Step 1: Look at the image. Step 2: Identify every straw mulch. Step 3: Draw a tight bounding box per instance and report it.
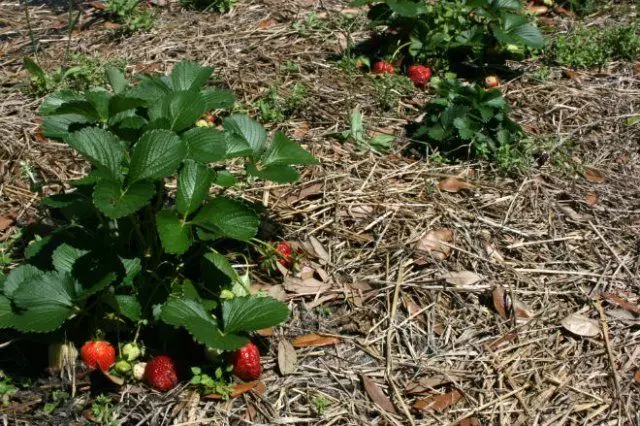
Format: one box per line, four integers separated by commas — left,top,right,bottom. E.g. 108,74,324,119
1,0,639,424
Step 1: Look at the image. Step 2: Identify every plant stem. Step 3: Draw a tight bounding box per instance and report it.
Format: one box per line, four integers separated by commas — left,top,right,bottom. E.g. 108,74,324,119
22,0,38,56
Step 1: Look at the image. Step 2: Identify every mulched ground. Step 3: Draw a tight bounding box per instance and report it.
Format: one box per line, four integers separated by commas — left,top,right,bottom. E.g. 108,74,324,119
1,0,639,424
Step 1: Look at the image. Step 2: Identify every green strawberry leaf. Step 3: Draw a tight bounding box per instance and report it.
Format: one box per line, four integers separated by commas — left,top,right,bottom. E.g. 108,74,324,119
107,294,141,321
39,90,85,116
176,160,214,216
223,114,267,156
261,133,318,167
160,298,248,350
0,295,15,329
84,89,111,121
213,170,236,187
42,114,92,140
182,127,227,163
66,127,125,180
156,210,192,255
12,271,77,333
200,88,235,110
2,265,43,298
163,90,207,132
93,180,155,219
105,66,129,94
170,61,213,92
51,244,89,273
203,250,241,284
222,296,289,334
128,129,185,183
193,197,259,242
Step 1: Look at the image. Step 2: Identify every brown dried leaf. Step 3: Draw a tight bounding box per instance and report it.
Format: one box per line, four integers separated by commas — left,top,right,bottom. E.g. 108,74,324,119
457,417,481,426
205,381,265,399
602,292,640,315
277,340,297,376
283,276,331,295
527,5,548,14
442,271,483,289
258,18,276,29
635,371,640,383
584,168,605,183
103,21,121,29
415,228,453,262
309,236,330,263
562,69,581,81
0,216,14,232
585,191,598,206
414,389,463,412
405,375,457,395
492,286,509,320
483,240,505,262
437,177,475,193
360,374,397,414
561,313,600,337
89,1,105,9
291,334,340,348
255,328,273,337
99,369,124,386
292,121,310,138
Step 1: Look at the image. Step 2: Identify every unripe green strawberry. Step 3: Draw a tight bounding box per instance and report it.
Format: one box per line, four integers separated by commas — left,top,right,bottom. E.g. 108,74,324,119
122,342,142,361
115,360,132,373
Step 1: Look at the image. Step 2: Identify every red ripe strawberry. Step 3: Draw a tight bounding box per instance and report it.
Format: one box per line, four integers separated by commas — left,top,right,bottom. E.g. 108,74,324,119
407,65,432,87
144,355,178,392
81,340,116,371
275,241,294,267
372,61,394,75
231,342,261,381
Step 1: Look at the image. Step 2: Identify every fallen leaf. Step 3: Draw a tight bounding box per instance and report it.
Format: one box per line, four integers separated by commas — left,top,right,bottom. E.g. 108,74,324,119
405,375,458,394
360,374,397,414
553,5,576,18
601,292,640,315
336,33,348,53
292,121,310,138
414,389,463,412
562,69,581,81
527,5,548,14
457,417,480,426
492,285,533,321
258,18,276,29
437,177,475,193
205,381,265,399
607,309,636,321
584,168,605,184
482,240,505,263
103,21,121,29
635,371,640,383
488,332,518,350
0,216,13,232
255,328,273,337
442,271,483,289
340,7,365,16
415,228,453,263
89,1,105,9
283,276,331,295
561,313,600,337
99,369,124,386
309,236,330,263
277,340,297,376
291,334,340,348
585,192,598,207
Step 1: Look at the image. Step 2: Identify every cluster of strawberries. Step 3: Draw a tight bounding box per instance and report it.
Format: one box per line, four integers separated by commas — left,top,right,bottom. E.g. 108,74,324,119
80,340,261,392
372,61,502,90
372,61,433,87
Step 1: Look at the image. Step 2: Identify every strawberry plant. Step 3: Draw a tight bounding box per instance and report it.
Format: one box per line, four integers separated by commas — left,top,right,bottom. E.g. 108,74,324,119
415,73,524,164
0,61,317,357
352,0,544,67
